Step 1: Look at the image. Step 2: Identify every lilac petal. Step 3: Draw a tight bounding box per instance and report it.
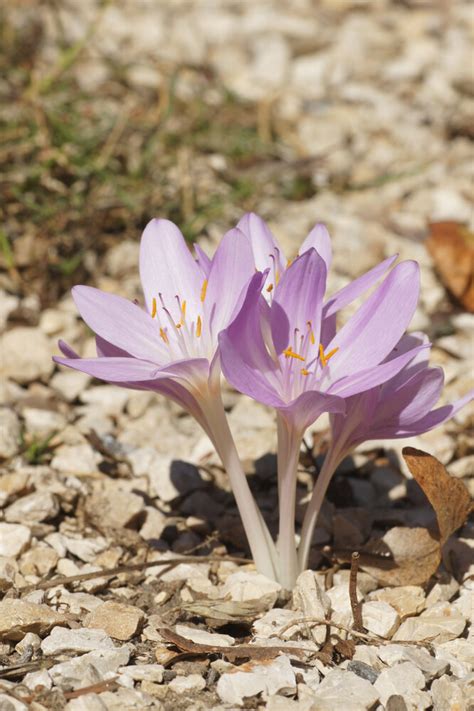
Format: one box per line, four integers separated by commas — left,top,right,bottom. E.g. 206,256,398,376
330,389,379,447
150,378,208,427
237,212,284,272
326,260,420,380
320,313,337,348
280,390,345,433
96,335,130,358
299,223,332,269
72,286,166,362
237,212,285,296
205,227,255,335
323,254,398,318
194,243,212,276
387,332,430,362
378,366,445,425
261,294,287,357
271,249,327,354
53,355,160,382
393,388,474,437
139,218,203,319
328,343,429,398
219,274,284,407
157,357,211,390
58,339,80,359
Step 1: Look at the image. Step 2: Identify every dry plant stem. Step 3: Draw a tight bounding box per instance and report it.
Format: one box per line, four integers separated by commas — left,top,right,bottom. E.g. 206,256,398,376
350,552,364,631
298,447,343,571
277,414,302,589
277,617,435,648
202,389,279,581
18,555,251,594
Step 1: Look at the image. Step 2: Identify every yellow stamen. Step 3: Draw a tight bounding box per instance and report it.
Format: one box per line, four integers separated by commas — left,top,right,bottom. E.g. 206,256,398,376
307,321,315,345
151,298,157,318
266,283,274,293
200,279,208,303
176,323,182,329
286,258,293,268
275,270,280,285
283,347,305,362
159,328,169,344
319,344,339,367
301,368,310,376
180,299,187,324
196,315,202,338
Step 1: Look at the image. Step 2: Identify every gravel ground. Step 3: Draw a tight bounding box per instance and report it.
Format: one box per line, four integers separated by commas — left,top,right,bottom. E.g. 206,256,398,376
0,1,473,709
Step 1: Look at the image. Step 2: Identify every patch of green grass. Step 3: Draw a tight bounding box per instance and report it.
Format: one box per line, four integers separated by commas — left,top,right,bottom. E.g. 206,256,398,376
23,432,57,465
0,9,310,305
0,229,15,269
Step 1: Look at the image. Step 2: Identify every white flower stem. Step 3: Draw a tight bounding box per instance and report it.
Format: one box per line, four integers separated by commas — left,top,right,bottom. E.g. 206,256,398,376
297,446,343,572
276,414,302,590
201,390,279,582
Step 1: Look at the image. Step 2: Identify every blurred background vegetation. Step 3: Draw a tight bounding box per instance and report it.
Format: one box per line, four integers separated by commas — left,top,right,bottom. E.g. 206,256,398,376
0,1,317,307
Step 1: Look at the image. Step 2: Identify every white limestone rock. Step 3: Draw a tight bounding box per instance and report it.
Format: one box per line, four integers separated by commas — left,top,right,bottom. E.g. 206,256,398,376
217,655,296,706
361,601,400,639
41,626,115,655
310,669,379,711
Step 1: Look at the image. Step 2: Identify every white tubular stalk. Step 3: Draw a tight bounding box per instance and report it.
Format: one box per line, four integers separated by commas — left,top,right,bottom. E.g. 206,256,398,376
201,390,279,582
297,447,342,572
276,414,302,590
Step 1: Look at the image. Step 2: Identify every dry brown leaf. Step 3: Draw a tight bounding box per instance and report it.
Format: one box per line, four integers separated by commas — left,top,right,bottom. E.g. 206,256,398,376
426,221,474,312
360,449,472,586
403,447,473,544
360,527,441,587
158,627,310,662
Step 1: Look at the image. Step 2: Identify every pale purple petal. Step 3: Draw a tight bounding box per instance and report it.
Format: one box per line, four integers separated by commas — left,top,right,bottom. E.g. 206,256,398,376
219,274,284,407
323,255,398,318
205,227,255,335
377,366,444,425
328,344,429,398
271,249,327,353
237,212,284,274
386,332,430,363
58,339,80,359
326,260,420,380
53,355,160,382
320,313,337,348
139,218,203,319
299,223,332,269
72,286,166,362
330,389,379,448
393,388,474,437
96,335,130,358
194,243,212,276
280,390,345,433
157,357,211,389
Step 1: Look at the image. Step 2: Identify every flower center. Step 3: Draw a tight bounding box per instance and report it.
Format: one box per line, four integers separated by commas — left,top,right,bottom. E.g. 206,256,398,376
149,279,209,357
280,319,339,398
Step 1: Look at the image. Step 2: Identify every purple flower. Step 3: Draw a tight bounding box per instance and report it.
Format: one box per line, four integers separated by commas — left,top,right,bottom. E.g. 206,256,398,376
298,333,474,570
219,245,423,587
220,249,424,433
237,212,399,343
54,219,279,579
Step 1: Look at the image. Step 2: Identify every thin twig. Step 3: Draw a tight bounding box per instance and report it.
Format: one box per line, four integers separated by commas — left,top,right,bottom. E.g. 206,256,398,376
17,554,252,594
276,616,435,649
350,552,364,632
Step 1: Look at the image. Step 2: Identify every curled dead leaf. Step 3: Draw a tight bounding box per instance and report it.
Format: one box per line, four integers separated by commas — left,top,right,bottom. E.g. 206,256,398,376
402,447,473,544
426,221,474,312
360,527,441,587
359,449,472,586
